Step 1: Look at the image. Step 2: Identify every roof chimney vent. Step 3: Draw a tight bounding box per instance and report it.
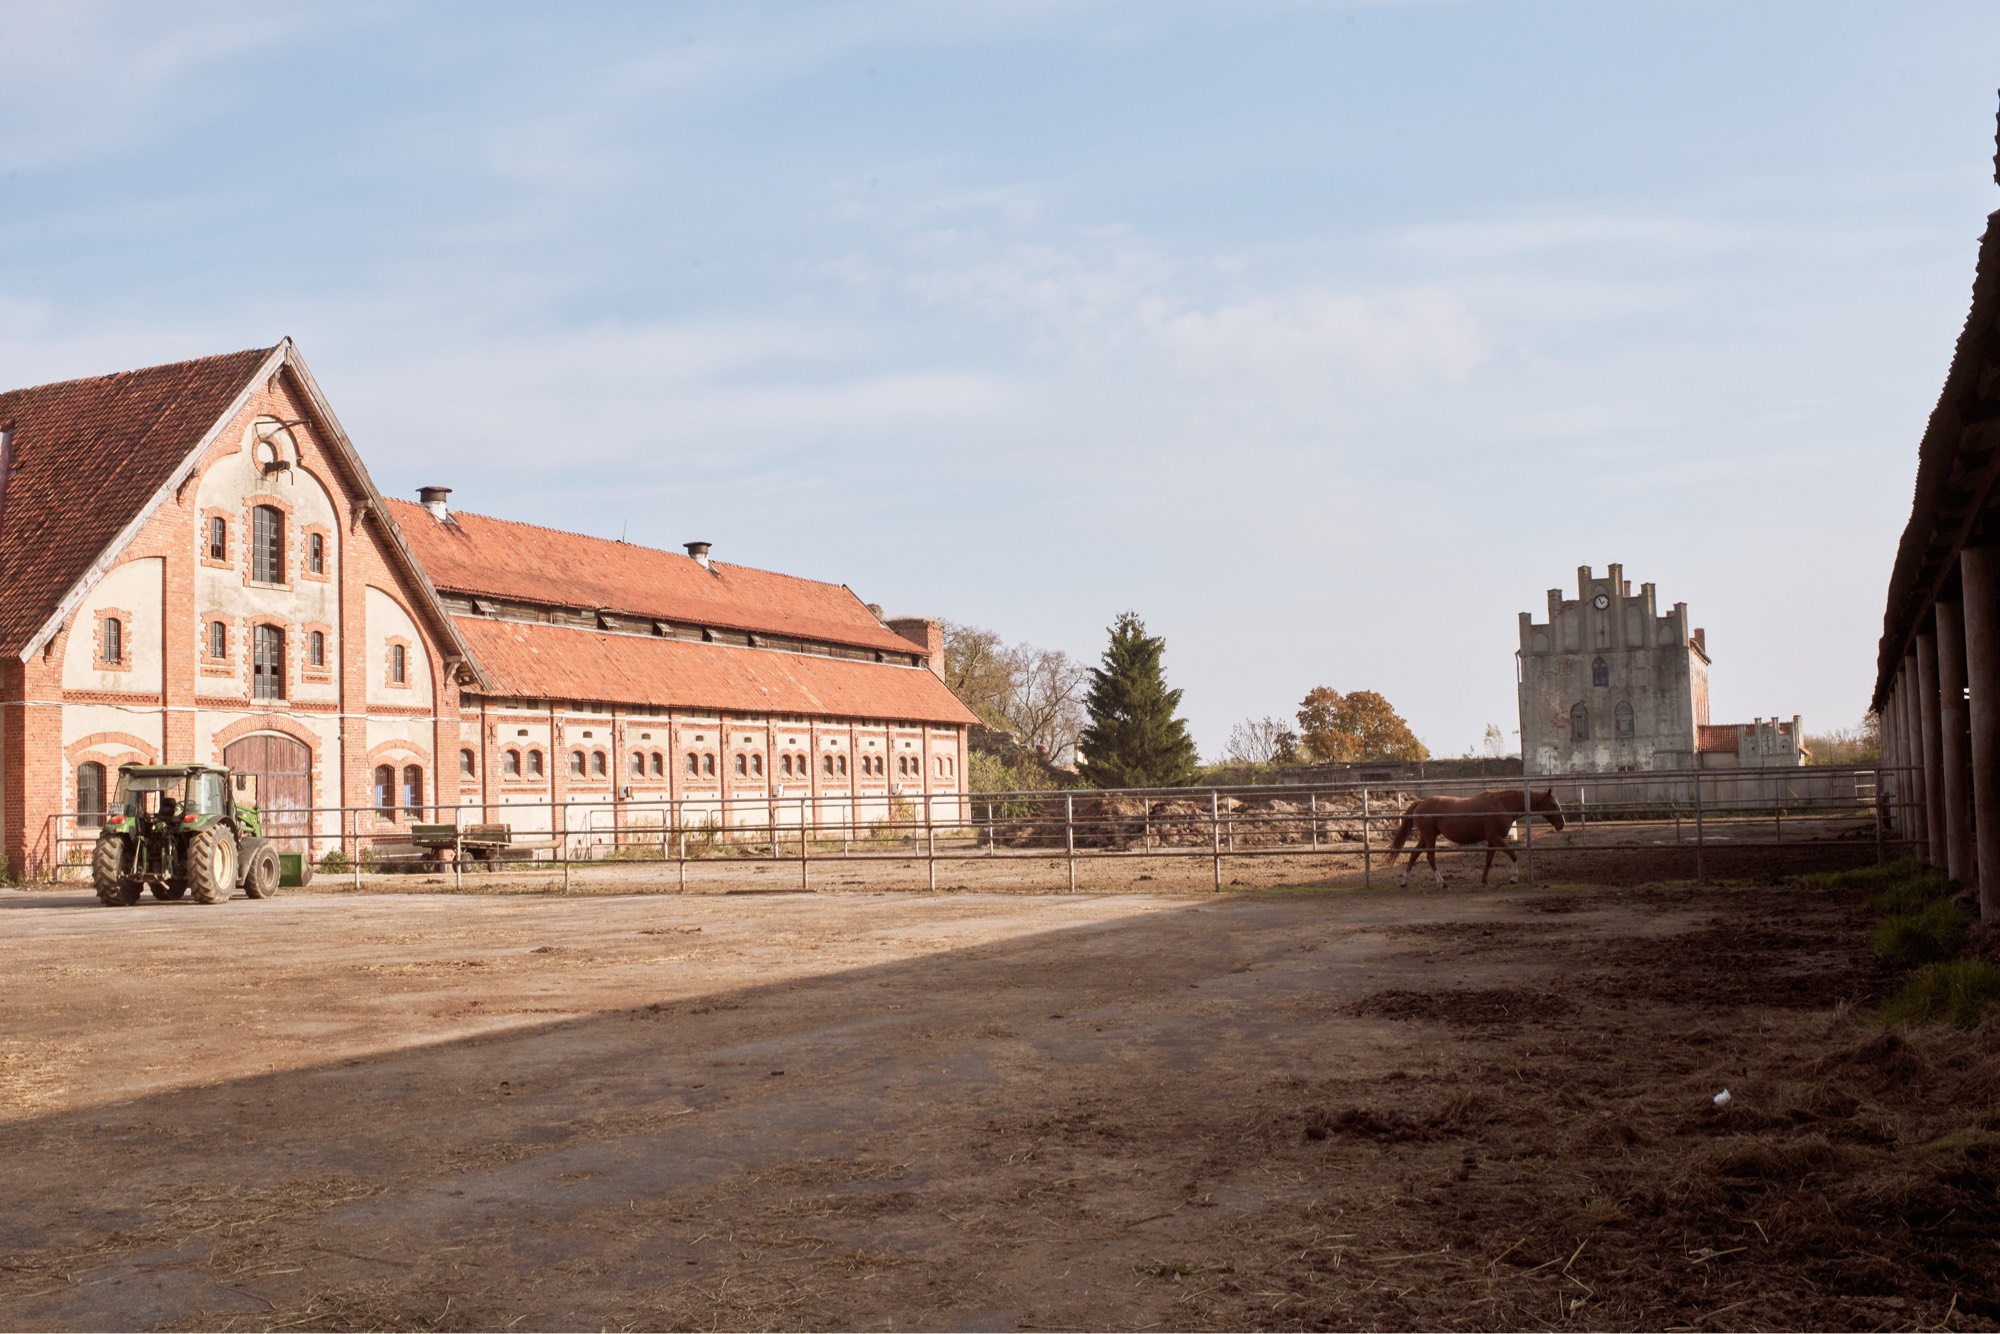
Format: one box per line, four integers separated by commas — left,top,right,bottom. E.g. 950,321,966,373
684,541,712,570
418,486,452,522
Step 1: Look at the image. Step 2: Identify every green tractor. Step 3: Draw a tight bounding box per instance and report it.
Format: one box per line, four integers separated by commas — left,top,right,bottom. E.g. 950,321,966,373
91,763,283,907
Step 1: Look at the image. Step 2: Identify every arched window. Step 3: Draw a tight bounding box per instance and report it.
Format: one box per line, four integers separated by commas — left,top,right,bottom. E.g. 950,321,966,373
308,630,325,667
1591,656,1609,688
591,751,607,777
651,752,664,777
1570,702,1589,742
208,621,227,659
461,748,477,776
750,754,763,778
526,749,544,777
822,754,834,777
251,504,284,583
390,644,407,685
101,617,122,665
1615,700,1636,740
631,752,645,778
503,750,520,777
77,762,106,827
570,750,586,776
702,753,716,776
207,516,228,561
402,765,424,815
307,532,325,574
733,754,747,777
252,624,285,700
685,752,700,776
837,755,848,777
374,764,395,814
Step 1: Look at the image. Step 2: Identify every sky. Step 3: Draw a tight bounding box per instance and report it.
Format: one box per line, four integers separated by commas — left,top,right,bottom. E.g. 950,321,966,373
4,1,1999,759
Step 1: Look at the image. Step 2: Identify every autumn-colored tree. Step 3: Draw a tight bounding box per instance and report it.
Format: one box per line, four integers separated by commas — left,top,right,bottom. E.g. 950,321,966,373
1295,687,1430,763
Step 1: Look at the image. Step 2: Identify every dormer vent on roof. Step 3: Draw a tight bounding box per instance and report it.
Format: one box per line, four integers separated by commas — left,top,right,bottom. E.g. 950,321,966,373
419,486,452,522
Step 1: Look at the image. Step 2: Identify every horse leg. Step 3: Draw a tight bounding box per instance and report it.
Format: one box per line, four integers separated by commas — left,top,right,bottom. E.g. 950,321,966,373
1428,834,1442,887
1482,846,1496,884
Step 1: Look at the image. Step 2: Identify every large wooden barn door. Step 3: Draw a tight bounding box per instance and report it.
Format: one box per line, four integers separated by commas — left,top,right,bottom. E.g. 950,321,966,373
224,734,313,852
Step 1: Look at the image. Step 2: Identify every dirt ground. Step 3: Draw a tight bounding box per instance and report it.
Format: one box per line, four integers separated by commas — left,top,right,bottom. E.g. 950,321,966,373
1,841,1995,1332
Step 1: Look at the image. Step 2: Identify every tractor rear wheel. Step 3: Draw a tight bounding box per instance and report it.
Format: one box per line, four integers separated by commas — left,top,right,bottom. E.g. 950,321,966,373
92,836,140,907
188,827,238,904
242,843,281,899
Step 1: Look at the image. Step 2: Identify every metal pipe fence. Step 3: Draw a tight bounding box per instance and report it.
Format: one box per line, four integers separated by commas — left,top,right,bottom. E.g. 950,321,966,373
31,764,1915,891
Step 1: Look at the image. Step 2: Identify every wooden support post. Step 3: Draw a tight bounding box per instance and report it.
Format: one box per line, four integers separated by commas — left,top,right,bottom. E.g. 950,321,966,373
1919,632,1947,868
1065,792,1076,894
1362,788,1372,888
1693,775,1705,883
1938,599,1976,884
1963,545,2000,918
1210,790,1222,893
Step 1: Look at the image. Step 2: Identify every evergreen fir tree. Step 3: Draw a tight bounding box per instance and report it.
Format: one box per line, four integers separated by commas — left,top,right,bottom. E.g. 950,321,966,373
1078,612,1199,788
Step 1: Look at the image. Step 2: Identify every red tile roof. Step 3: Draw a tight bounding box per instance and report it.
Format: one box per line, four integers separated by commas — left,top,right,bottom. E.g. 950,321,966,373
386,500,920,655
1697,725,1740,754
455,616,979,725
0,348,274,655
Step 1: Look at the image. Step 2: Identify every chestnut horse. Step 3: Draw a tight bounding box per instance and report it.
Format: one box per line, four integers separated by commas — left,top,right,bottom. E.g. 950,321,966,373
1385,788,1565,886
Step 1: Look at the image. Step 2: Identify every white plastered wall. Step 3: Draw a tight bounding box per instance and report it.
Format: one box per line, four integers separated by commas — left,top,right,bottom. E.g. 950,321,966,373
62,556,164,693
365,586,431,707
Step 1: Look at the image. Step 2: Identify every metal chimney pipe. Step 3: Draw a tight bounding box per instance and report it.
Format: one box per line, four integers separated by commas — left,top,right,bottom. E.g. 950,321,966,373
685,541,712,570
418,485,452,522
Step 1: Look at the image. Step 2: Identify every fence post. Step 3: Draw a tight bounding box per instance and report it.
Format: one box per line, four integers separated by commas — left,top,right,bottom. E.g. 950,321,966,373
1874,768,1886,865
1310,791,1319,852
1210,789,1222,892
454,828,463,893
1362,787,1371,888
562,802,572,895
351,808,361,893
926,798,937,893
1065,792,1076,893
1521,772,1534,886
802,796,811,892
1693,775,1706,883
677,799,688,894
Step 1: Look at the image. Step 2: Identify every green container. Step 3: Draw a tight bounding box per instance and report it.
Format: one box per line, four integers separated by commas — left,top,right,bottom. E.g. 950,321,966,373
278,851,313,888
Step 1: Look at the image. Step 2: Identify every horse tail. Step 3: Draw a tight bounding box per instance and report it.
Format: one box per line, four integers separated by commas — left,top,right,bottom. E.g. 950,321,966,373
1386,813,1415,852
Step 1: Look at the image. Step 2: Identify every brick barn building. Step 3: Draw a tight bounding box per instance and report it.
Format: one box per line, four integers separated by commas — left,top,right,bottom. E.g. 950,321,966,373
0,342,975,875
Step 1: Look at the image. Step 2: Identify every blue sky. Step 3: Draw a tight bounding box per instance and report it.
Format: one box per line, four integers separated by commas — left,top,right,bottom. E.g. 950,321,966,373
4,1,1999,757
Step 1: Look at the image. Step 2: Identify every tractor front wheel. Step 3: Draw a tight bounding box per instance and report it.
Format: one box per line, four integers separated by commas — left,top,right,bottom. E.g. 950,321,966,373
242,843,281,899
189,827,239,904
92,836,140,907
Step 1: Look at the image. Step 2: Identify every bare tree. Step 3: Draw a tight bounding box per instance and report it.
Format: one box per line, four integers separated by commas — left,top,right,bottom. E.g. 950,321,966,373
1004,644,1088,765
1224,716,1300,766
939,620,1087,765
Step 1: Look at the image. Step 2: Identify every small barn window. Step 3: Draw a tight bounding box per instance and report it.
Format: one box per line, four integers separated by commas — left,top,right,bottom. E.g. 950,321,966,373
702,753,716,777
101,617,123,665
308,630,325,667
750,754,763,778
631,752,645,778
570,750,586,776
461,748,477,776
503,750,520,777
251,505,285,583
651,752,664,777
685,752,700,776
1615,700,1636,740
734,754,747,777
374,764,395,815
390,644,408,685
526,749,544,777
1591,655,1609,688
307,532,325,574
591,751,607,777
207,516,228,561
1570,702,1589,742
208,621,227,658
837,755,848,777
822,754,834,777
77,762,106,827
403,765,424,815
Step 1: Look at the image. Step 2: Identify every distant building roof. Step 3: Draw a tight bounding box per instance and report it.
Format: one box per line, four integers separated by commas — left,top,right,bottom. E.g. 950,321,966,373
1697,725,1740,754
386,500,920,656
455,616,979,724
0,347,275,655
